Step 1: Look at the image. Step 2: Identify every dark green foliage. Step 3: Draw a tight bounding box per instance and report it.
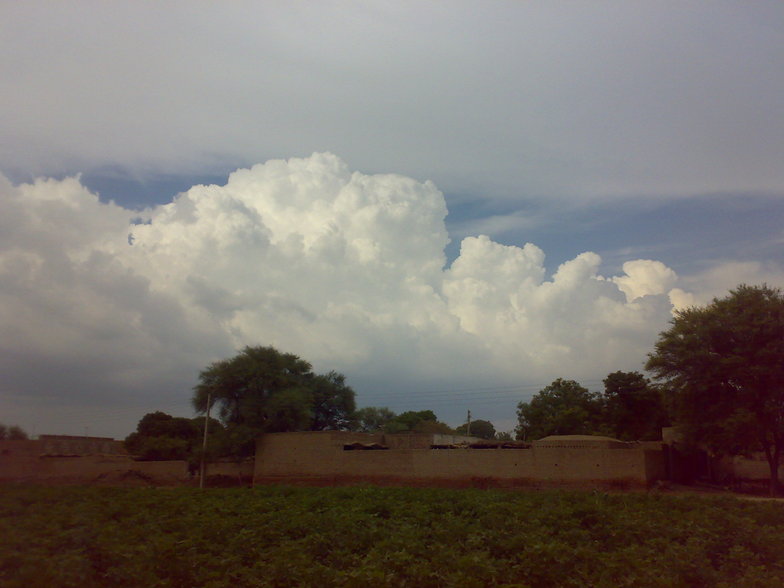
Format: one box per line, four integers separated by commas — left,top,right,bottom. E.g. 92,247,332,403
124,411,228,462
216,423,258,459
262,387,313,432
125,412,199,460
384,410,454,434
353,406,397,432
516,379,603,441
394,410,437,430
2,485,784,587
455,419,496,439
646,284,784,495
409,419,455,434
310,371,357,431
192,345,356,437
515,373,668,443
0,424,28,440
353,408,454,435
602,371,668,441
193,346,314,428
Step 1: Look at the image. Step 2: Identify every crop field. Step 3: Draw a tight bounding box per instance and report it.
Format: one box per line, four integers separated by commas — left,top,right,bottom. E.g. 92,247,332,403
1,485,783,587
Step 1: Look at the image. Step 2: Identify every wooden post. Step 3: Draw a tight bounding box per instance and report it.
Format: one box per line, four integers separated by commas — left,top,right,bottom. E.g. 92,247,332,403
199,391,211,489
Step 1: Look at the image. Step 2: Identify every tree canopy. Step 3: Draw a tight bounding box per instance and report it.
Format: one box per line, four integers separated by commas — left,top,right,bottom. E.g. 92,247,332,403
646,284,784,495
515,373,667,443
310,371,357,431
353,407,397,433
352,408,454,434
383,410,453,434
0,424,29,440
516,379,602,441
601,371,667,441
455,419,496,440
124,411,217,463
192,345,356,436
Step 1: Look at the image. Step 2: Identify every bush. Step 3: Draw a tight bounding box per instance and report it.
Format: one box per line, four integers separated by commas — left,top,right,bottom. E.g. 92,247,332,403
2,486,784,586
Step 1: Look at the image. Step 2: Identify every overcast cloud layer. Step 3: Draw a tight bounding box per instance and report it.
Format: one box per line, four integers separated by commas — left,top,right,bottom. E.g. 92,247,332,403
3,2,784,201
2,2,783,436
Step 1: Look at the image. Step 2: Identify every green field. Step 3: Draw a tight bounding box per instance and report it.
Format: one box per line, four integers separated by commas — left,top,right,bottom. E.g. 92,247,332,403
1,485,783,587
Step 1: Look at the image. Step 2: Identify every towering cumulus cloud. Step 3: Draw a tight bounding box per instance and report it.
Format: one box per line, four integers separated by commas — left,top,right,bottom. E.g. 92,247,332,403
0,154,692,432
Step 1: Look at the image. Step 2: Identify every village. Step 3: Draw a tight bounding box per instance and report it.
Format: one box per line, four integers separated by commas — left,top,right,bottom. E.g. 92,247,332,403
0,427,771,493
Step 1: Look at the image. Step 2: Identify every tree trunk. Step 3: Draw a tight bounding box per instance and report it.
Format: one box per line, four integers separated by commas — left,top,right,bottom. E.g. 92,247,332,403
764,445,781,497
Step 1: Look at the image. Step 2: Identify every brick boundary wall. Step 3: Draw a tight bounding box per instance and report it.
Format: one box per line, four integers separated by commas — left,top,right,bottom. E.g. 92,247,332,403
0,440,252,486
253,431,666,489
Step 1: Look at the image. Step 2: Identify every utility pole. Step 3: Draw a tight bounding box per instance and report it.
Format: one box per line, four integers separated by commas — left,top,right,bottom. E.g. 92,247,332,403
199,391,211,490
466,409,471,437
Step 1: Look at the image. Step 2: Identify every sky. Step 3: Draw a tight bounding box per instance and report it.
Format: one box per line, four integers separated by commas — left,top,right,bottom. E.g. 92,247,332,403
2,1,783,438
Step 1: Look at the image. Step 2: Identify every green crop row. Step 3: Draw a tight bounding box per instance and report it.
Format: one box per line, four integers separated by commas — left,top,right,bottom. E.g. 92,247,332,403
1,485,783,587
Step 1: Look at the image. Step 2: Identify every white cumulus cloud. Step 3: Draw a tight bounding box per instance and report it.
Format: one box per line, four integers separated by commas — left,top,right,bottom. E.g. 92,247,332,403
610,259,678,302
3,153,778,436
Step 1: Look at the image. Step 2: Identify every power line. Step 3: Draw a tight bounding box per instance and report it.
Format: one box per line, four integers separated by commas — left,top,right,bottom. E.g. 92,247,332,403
356,379,606,404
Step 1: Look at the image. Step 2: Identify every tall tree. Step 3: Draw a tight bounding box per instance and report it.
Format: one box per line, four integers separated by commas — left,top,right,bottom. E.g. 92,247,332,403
0,424,29,440
602,371,667,441
124,411,221,461
516,378,602,441
353,407,397,432
383,410,453,434
310,371,357,431
193,346,314,429
455,419,496,440
646,284,784,495
193,345,356,435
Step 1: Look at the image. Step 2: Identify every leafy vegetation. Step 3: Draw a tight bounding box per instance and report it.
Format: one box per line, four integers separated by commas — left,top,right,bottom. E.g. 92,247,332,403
516,378,603,441
382,410,453,435
601,371,668,441
123,411,239,475
515,374,667,442
192,346,356,435
647,284,784,495
351,407,456,436
0,424,28,440
455,419,496,439
352,406,397,432
125,412,204,461
2,485,784,587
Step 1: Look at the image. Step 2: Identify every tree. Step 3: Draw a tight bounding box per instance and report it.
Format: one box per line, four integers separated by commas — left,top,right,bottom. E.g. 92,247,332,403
383,410,453,434
0,424,29,440
263,388,313,433
193,346,314,429
193,345,356,435
412,419,455,435
353,407,397,432
516,379,602,441
646,284,784,495
392,410,437,431
310,371,357,431
132,411,198,440
601,371,667,441
216,424,258,460
124,411,219,461
455,419,496,439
